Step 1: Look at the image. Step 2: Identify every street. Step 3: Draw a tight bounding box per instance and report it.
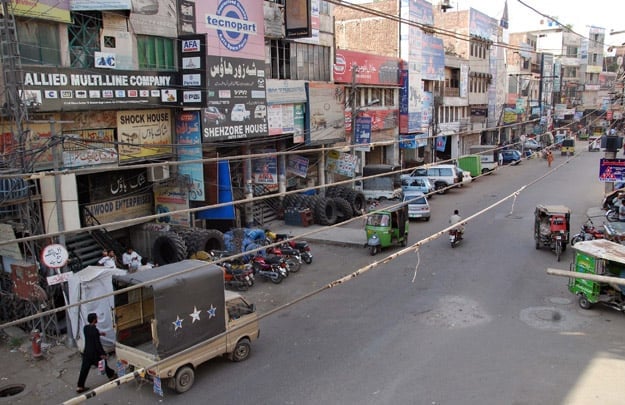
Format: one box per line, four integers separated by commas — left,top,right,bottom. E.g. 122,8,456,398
72,147,625,404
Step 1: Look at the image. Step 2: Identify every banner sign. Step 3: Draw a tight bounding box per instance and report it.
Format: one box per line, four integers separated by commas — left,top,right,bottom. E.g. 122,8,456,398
600,159,625,182
334,49,400,85
154,185,190,226
327,150,357,177
83,192,153,225
13,0,71,23
70,0,131,11
21,66,178,112
63,129,117,168
117,109,173,162
175,111,205,201
178,34,207,107
287,155,309,178
202,55,268,142
253,152,278,185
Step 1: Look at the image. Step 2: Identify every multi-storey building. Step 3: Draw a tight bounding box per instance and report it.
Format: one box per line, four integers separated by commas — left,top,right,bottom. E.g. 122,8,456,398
0,1,343,272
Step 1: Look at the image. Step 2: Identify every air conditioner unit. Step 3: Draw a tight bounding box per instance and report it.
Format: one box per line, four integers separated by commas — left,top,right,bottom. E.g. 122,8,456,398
147,165,170,182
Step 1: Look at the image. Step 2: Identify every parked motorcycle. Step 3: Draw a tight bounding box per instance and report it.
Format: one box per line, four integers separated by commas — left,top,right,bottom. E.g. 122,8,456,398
265,231,313,264
266,245,302,273
571,218,605,246
222,262,255,291
252,255,287,284
449,229,463,248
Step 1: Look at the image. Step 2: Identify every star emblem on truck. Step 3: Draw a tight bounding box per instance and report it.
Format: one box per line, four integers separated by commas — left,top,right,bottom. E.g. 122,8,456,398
207,305,216,319
190,306,201,323
173,315,184,330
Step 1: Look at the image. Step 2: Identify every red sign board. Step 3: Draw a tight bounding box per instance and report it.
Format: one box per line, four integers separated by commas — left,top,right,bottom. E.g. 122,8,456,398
334,50,400,86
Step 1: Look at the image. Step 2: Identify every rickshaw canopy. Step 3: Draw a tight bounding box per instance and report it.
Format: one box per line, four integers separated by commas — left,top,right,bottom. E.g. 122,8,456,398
536,205,572,215
572,239,625,265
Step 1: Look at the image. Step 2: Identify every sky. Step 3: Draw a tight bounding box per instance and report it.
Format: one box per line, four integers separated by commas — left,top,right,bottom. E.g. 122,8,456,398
458,0,625,46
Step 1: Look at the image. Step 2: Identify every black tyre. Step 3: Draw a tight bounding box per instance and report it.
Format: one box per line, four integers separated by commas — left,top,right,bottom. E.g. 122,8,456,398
578,295,592,310
199,229,226,252
270,273,283,284
556,241,562,262
333,197,353,222
303,254,312,264
315,198,337,225
369,245,378,256
230,338,251,362
153,232,188,265
571,235,583,246
174,366,195,394
286,258,301,273
435,182,447,194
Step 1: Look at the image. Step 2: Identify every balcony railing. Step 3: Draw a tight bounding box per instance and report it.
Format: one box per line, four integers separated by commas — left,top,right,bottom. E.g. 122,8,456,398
444,87,460,97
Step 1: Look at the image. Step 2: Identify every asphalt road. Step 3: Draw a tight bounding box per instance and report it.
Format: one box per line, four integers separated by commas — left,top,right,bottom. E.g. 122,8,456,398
90,147,625,405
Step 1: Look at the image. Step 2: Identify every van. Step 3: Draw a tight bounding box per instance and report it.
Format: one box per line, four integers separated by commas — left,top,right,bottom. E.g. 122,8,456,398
469,145,498,173
403,191,430,221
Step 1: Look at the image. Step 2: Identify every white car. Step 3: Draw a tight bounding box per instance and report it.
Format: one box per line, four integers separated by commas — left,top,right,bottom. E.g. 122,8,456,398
231,104,250,122
523,138,541,150
457,168,472,185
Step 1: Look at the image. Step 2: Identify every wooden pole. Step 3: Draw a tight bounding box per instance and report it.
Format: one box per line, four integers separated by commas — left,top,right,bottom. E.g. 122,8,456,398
547,268,625,286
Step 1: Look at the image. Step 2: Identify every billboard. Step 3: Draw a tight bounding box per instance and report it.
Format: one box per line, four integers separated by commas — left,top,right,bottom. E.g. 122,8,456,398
175,111,205,202
285,0,311,39
421,35,445,82
21,66,178,112
334,50,400,86
13,0,71,23
117,109,173,162
308,82,345,144
129,0,178,37
196,1,268,141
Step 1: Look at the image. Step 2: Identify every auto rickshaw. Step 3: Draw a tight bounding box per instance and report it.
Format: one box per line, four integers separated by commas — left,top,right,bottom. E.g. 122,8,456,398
365,204,409,255
561,139,575,156
534,205,571,261
568,239,625,312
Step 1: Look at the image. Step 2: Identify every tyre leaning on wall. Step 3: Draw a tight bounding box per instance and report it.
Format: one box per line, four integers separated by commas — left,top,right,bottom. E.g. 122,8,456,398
152,232,188,266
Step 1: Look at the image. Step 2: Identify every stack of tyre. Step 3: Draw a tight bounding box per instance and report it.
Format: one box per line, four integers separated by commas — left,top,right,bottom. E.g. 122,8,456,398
152,226,225,266
282,187,365,226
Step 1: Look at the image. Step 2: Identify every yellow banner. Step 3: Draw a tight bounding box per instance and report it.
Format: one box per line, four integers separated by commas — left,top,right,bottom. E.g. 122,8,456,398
117,109,173,162
12,0,71,23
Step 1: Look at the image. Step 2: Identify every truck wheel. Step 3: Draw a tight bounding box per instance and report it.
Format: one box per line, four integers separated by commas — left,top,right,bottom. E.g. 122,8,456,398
174,366,195,394
230,338,251,362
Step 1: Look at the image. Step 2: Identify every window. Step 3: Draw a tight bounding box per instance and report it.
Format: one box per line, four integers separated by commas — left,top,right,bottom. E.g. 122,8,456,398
68,12,102,68
268,39,291,79
17,19,61,65
136,35,175,70
566,46,578,57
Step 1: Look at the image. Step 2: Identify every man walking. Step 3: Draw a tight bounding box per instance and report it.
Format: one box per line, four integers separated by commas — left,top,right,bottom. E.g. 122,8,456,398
76,313,117,393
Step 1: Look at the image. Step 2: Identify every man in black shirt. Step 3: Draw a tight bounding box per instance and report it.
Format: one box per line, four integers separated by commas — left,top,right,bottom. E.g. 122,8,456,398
76,313,117,393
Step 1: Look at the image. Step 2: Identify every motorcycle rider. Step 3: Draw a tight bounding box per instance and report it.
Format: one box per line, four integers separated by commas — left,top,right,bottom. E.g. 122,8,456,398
449,209,465,238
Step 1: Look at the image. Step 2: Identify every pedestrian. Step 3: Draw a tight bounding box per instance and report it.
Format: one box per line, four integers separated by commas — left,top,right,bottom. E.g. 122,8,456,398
122,247,142,272
546,150,553,168
498,151,503,166
137,257,153,271
76,313,117,393
98,249,116,268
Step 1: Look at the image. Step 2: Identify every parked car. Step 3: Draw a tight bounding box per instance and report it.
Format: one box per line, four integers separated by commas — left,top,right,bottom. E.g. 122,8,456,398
457,168,472,186
501,149,522,165
231,104,250,122
400,176,434,195
204,106,225,125
403,191,430,221
402,164,462,194
523,138,542,150
254,104,267,120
